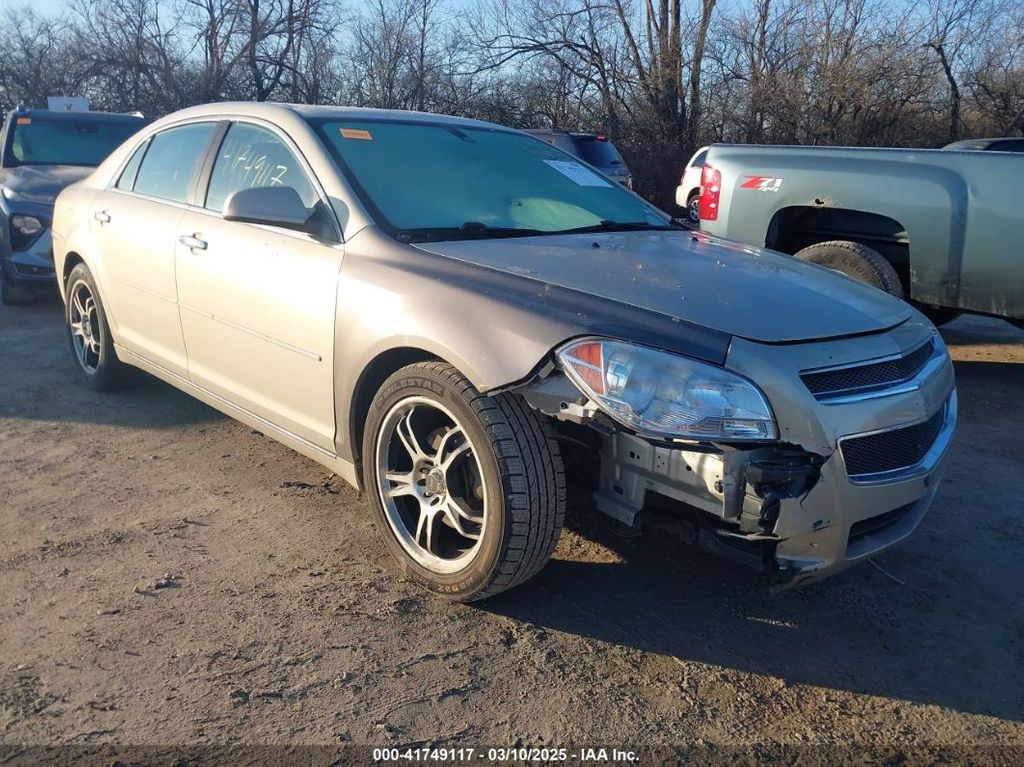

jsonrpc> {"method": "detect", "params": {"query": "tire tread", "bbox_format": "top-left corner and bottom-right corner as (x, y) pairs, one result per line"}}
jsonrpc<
(795, 240), (903, 296)
(372, 361), (566, 600)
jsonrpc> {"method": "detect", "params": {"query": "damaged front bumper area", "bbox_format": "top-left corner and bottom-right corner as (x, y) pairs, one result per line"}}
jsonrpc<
(520, 319), (957, 587)
(590, 394), (953, 586)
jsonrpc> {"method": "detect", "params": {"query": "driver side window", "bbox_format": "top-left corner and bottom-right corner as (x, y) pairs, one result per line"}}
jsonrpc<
(205, 123), (320, 213)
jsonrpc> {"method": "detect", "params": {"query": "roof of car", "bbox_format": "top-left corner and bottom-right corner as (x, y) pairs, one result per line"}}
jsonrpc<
(159, 102), (511, 132)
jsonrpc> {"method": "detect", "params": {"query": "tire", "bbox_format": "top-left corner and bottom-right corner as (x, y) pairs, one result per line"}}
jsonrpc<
(794, 240), (902, 297)
(1, 273), (35, 305)
(686, 192), (700, 225)
(65, 263), (129, 391)
(362, 361), (566, 601)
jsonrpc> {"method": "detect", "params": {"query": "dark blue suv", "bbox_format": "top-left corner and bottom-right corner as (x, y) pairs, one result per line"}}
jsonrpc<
(0, 106), (144, 304)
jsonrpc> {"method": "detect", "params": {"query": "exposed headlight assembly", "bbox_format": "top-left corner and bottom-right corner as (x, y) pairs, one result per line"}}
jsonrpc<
(9, 214), (45, 250)
(558, 338), (778, 442)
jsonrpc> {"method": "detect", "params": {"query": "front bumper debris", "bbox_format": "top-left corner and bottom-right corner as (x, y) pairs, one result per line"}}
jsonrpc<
(520, 314), (957, 587)
(592, 390), (954, 585)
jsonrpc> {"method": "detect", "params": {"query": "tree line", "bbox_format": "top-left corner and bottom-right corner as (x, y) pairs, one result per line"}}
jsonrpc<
(1, 0), (1021, 206)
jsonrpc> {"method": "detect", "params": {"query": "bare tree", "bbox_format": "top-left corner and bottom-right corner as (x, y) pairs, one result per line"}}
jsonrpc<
(964, 3), (1024, 135)
(0, 9), (81, 110)
(2, 0), (1022, 206)
(923, 0), (1002, 142)
(69, 0), (188, 114)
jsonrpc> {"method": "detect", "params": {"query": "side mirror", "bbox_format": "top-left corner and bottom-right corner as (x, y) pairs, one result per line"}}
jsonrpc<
(223, 186), (315, 234)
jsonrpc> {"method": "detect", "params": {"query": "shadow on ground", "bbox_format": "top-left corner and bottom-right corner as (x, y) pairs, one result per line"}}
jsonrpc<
(0, 297), (221, 429)
(482, 509), (1024, 721)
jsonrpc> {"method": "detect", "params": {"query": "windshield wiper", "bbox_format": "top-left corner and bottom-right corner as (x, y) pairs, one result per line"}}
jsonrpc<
(398, 222), (546, 243)
(552, 219), (683, 235)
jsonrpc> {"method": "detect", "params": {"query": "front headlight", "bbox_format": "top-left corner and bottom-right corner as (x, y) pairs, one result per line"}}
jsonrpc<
(9, 214), (45, 250)
(11, 214), (43, 237)
(558, 338), (778, 441)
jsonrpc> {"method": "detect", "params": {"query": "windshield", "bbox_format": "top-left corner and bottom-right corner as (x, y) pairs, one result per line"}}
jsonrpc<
(6, 117), (142, 167)
(312, 119), (670, 242)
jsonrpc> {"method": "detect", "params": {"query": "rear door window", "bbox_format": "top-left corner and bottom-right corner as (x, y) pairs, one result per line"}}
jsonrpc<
(116, 140), (148, 191)
(133, 123), (217, 204)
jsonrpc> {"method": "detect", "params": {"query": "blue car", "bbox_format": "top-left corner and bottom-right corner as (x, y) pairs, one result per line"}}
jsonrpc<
(0, 106), (144, 304)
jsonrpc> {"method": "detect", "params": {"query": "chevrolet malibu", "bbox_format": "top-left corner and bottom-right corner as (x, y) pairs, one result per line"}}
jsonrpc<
(51, 103), (957, 600)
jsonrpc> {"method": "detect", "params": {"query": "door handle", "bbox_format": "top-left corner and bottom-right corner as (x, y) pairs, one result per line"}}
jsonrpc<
(93, 210), (111, 224)
(179, 234), (208, 251)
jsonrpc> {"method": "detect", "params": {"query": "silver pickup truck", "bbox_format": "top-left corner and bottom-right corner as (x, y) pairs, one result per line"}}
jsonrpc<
(696, 144), (1024, 328)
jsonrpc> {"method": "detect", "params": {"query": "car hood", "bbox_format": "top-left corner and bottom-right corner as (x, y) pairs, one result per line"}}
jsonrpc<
(416, 230), (912, 344)
(0, 165), (93, 206)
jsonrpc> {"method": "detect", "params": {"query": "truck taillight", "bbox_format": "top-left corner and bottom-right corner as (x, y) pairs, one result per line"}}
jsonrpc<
(699, 164), (721, 221)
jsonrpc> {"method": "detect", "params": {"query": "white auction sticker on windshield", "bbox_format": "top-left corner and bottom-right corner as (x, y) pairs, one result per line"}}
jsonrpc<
(543, 159), (613, 187)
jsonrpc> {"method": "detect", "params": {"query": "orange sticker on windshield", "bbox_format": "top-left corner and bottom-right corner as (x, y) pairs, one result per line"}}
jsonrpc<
(16, 117), (31, 125)
(340, 128), (372, 140)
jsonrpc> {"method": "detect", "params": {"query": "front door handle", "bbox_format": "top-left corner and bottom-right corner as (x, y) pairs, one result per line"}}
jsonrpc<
(93, 210), (111, 224)
(179, 234), (208, 251)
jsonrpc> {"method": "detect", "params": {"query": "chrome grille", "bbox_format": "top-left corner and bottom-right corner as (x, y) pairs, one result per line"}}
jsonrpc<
(840, 408), (945, 479)
(802, 340), (934, 399)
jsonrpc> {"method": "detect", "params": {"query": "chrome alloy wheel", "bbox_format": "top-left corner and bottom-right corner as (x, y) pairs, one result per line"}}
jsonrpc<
(375, 397), (487, 574)
(68, 280), (101, 373)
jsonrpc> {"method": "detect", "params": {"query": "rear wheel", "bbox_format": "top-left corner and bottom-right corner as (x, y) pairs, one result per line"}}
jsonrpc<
(686, 192), (700, 225)
(65, 263), (129, 391)
(362, 361), (566, 601)
(794, 240), (902, 296)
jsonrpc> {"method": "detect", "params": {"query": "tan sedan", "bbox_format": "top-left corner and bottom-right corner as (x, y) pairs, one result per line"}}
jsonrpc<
(51, 103), (956, 599)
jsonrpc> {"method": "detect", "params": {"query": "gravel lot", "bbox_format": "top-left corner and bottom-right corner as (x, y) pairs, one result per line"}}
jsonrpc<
(1, 296), (1023, 757)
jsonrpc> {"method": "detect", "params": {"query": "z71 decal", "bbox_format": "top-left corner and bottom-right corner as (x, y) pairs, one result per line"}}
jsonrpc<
(741, 176), (783, 192)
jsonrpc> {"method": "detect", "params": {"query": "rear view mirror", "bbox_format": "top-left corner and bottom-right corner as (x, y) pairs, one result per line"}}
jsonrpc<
(223, 186), (315, 234)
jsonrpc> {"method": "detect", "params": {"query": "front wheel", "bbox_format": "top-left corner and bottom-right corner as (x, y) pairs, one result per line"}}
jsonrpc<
(362, 361), (566, 601)
(65, 263), (129, 390)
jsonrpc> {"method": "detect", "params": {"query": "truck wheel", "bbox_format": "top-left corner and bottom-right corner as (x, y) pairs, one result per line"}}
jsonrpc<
(65, 263), (129, 391)
(794, 241), (902, 297)
(362, 361), (566, 601)
(686, 192), (700, 224)
(1, 273), (35, 305)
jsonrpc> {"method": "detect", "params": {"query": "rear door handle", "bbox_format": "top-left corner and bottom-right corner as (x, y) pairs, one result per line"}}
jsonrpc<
(179, 234), (208, 251)
(93, 210), (111, 224)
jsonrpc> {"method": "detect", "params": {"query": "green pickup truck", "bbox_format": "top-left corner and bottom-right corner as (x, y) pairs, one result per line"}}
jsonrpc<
(696, 144), (1024, 328)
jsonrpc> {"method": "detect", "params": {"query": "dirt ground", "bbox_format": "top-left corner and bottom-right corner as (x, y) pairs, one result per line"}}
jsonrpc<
(1, 295), (1023, 759)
